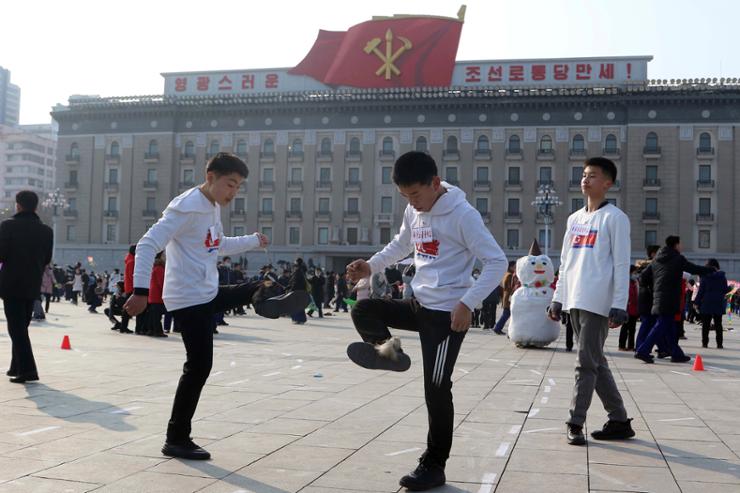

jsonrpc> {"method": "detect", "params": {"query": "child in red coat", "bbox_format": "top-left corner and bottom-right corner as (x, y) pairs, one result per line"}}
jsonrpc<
(146, 252), (167, 337)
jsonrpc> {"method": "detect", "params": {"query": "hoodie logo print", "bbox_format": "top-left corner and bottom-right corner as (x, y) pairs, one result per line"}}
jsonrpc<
(412, 226), (438, 259)
(205, 228), (220, 253)
(572, 229), (598, 249)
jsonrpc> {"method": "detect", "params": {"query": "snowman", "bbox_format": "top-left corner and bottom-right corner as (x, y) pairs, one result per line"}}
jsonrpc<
(508, 240), (560, 348)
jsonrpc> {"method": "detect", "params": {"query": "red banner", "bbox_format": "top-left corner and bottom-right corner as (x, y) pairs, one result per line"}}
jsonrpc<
(290, 16), (463, 88)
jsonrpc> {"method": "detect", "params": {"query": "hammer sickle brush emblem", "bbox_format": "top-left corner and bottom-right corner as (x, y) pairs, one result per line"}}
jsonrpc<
(363, 29), (413, 80)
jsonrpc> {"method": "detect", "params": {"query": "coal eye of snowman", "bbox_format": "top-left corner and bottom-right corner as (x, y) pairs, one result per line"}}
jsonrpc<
(543, 262), (547, 265)
(531, 261), (535, 265)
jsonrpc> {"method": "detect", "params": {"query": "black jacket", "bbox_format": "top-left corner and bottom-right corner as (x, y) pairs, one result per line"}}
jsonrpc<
(642, 247), (714, 316)
(0, 211), (53, 300)
(288, 267), (308, 292)
(636, 259), (654, 316)
(695, 270), (732, 315)
(309, 275), (326, 302)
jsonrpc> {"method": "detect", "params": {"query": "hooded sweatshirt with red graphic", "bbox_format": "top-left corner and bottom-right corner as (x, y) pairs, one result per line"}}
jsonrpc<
(124, 252), (135, 295)
(367, 182), (508, 312)
(133, 187), (261, 311)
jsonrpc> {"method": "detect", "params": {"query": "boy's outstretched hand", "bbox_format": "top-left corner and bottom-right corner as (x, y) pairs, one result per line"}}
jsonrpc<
(451, 302), (472, 332)
(608, 308), (628, 328)
(255, 232), (269, 248)
(123, 294), (148, 316)
(347, 259), (370, 282)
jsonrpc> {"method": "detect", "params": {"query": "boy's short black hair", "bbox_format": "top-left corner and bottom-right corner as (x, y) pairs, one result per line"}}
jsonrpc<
(707, 258), (720, 270)
(128, 244), (136, 255)
(15, 190), (39, 212)
(630, 265), (637, 274)
(584, 157), (617, 182)
(646, 245), (660, 258)
(665, 235), (681, 249)
(206, 152), (248, 178)
(393, 151), (438, 187)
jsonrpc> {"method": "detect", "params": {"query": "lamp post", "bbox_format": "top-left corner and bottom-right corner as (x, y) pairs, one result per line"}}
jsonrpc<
(532, 184), (562, 257)
(42, 188), (67, 262)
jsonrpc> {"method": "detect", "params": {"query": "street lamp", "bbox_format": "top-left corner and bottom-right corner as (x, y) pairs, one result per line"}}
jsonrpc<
(42, 188), (67, 262)
(532, 184), (562, 257)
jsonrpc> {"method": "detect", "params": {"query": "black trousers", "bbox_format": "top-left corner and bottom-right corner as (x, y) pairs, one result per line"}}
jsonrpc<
(351, 298), (465, 467)
(166, 281), (261, 442)
(481, 301), (497, 329)
(618, 315), (638, 350)
(701, 313), (724, 347)
(4, 298), (38, 377)
(564, 313), (574, 351)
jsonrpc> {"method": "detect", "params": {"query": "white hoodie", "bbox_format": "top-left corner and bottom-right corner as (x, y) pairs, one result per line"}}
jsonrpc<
(367, 183), (507, 312)
(133, 187), (261, 311)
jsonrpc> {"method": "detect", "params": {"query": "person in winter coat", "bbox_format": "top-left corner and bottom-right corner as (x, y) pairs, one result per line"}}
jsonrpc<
(307, 268), (326, 318)
(289, 259), (308, 324)
(493, 261), (517, 334)
(71, 268), (83, 305)
(618, 265), (640, 350)
(118, 245), (136, 333)
(634, 245), (660, 350)
(370, 271), (389, 299)
(324, 272), (336, 309)
(695, 259), (731, 348)
(40, 264), (54, 315)
(146, 252), (167, 337)
(334, 273), (349, 312)
(635, 236), (715, 363)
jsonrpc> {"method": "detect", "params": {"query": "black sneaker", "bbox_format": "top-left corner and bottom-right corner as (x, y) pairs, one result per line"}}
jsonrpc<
(566, 423), (586, 445)
(634, 352), (654, 364)
(162, 439), (211, 460)
(119, 328), (133, 334)
(399, 455), (446, 491)
(254, 291), (311, 319)
(591, 418), (636, 440)
(670, 355), (691, 363)
(657, 351), (670, 359)
(347, 338), (411, 372)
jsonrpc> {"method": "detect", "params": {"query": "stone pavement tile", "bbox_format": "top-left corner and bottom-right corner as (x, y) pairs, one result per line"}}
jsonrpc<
(495, 471), (587, 493)
(444, 455), (506, 483)
(463, 408), (528, 425)
(507, 447), (587, 475)
(108, 435), (211, 459)
(252, 445), (354, 471)
(520, 418), (565, 434)
(308, 460), (407, 492)
(589, 463), (680, 492)
(658, 438), (737, 459)
(247, 417), (328, 436)
(0, 476), (99, 492)
(190, 419), (255, 440)
(91, 471), (216, 493)
(34, 451), (165, 484)
(0, 456), (60, 483)
(678, 480), (740, 493)
(149, 448), (264, 479)
(3, 434), (113, 462)
(665, 457), (740, 484)
(587, 439), (666, 468)
(648, 423), (719, 441)
(300, 487), (387, 493)
(295, 427), (379, 449)
(199, 466), (323, 493)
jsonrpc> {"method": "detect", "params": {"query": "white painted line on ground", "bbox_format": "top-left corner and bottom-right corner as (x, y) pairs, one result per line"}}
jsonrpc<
(478, 473), (497, 493)
(282, 353), (292, 356)
(110, 406), (142, 414)
(385, 447), (422, 457)
(528, 408), (540, 417)
(291, 365), (302, 370)
(523, 427), (560, 434)
(14, 426), (60, 437)
(506, 379), (535, 385)
(548, 378), (556, 386)
(710, 378), (740, 382)
(262, 348), (273, 352)
(541, 397), (549, 404)
(658, 417), (696, 422)
(670, 370), (691, 376)
(705, 365), (728, 372)
(296, 359), (304, 363)
(544, 385), (552, 393)
(495, 442), (510, 457)
(458, 368), (470, 374)
(211, 371), (224, 377)
(487, 358), (500, 362)
(226, 379), (249, 386)
(262, 371), (281, 377)
(529, 369), (542, 375)
(619, 379), (645, 383)
(506, 362), (519, 367)
(508, 425), (521, 434)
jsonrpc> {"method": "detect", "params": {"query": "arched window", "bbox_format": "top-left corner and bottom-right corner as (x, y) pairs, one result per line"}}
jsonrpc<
(263, 138), (274, 155)
(416, 136), (428, 152)
(109, 141), (120, 157)
(184, 141), (194, 157)
(148, 140), (159, 155)
(508, 135), (521, 153)
(382, 136), (394, 154)
(320, 137), (332, 154)
(699, 132), (711, 151)
(236, 139), (247, 156)
(349, 137), (361, 154)
(539, 135), (553, 152)
(476, 135), (490, 151)
(70, 143), (79, 158)
(209, 140), (220, 155)
(645, 132), (658, 151)
(572, 134), (585, 152)
(446, 136), (458, 152)
(290, 138), (303, 155)
(604, 134), (618, 153)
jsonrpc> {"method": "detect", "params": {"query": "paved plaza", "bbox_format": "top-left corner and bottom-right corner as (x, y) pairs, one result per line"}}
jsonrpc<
(0, 301), (739, 492)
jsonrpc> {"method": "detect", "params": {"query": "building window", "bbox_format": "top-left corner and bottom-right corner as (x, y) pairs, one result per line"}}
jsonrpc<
(289, 227), (300, 245)
(207, 140), (219, 156)
(184, 140), (194, 157)
(698, 230), (711, 249)
(348, 167), (360, 183)
(571, 166), (583, 185)
(699, 198), (711, 215)
(508, 135), (520, 153)
(148, 140), (159, 155)
(69, 170), (78, 184)
(507, 198), (520, 214)
(110, 141), (120, 156)
(604, 134), (618, 153)
(346, 227), (358, 245)
(262, 167), (273, 182)
(538, 166), (552, 184)
(318, 227), (329, 245)
(263, 138), (274, 155)
(380, 196), (392, 214)
(699, 132), (712, 152)
(538, 229), (553, 249)
(234, 197), (245, 212)
(147, 168), (157, 182)
(66, 225), (76, 241)
(539, 135), (552, 152)
(382, 137), (393, 154)
(446, 136), (458, 153)
(318, 197), (330, 212)
(349, 137), (361, 154)
(261, 197), (273, 213)
(319, 167), (331, 182)
(67, 198), (77, 210)
(445, 167), (458, 184)
(645, 165), (658, 181)
(290, 167), (302, 182)
(475, 197), (488, 213)
(146, 197), (156, 211)
(107, 196), (117, 212)
(289, 138), (303, 155)
(320, 137), (332, 155)
(645, 230), (657, 248)
(571, 198), (584, 213)
(645, 132), (658, 152)
(233, 226), (245, 236)
(507, 229), (519, 249)
(289, 197), (301, 212)
(378, 227), (391, 244)
(477, 135), (490, 152)
(698, 165), (712, 183)
(476, 167), (489, 182)
(347, 197), (359, 213)
(236, 139), (247, 156)
(261, 227), (272, 240)
(415, 136), (428, 152)
(183, 169), (194, 184)
(508, 166), (520, 184)
(381, 166), (392, 184)
(70, 143), (79, 158)
(645, 198), (657, 214)
(108, 168), (118, 184)
(572, 134), (585, 152)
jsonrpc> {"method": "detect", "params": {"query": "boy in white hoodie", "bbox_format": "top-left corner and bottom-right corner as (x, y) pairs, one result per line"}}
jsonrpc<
(124, 153), (309, 460)
(548, 157), (635, 446)
(346, 151), (507, 491)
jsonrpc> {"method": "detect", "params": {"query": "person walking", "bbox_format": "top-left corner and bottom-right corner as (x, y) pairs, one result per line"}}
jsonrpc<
(0, 191), (53, 383)
(492, 261), (517, 334)
(695, 259), (731, 348)
(40, 263), (54, 315)
(306, 268), (325, 318)
(618, 265), (640, 351)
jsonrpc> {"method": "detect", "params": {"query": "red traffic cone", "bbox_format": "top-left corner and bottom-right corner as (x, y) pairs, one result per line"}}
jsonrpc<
(61, 335), (71, 350)
(693, 354), (705, 371)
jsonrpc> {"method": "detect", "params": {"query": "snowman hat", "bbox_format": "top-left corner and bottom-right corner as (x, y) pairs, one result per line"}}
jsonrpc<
(529, 239), (542, 256)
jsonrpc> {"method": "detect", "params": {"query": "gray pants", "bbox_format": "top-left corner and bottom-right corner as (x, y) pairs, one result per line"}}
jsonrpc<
(568, 309), (628, 426)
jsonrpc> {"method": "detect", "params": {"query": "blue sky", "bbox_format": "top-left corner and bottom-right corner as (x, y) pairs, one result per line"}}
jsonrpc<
(3, 0), (738, 124)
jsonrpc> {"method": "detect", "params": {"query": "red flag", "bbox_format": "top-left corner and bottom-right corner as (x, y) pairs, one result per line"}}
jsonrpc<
(290, 15), (463, 88)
